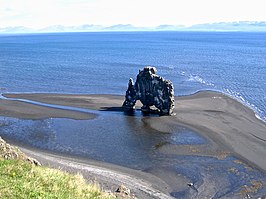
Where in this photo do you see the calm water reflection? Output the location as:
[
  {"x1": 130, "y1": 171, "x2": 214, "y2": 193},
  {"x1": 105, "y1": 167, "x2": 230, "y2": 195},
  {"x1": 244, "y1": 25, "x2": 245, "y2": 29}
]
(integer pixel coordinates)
[{"x1": 1, "y1": 111, "x2": 265, "y2": 197}]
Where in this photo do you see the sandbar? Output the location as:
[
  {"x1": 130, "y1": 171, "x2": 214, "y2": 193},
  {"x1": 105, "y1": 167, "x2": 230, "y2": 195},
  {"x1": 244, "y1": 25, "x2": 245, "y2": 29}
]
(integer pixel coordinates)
[
  {"x1": 3, "y1": 91, "x2": 266, "y2": 171},
  {"x1": 0, "y1": 97, "x2": 96, "y2": 120},
  {"x1": 1, "y1": 91, "x2": 266, "y2": 197}
]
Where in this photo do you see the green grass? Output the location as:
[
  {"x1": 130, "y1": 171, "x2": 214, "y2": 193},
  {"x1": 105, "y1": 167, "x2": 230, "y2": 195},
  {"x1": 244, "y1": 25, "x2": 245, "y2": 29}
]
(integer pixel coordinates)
[{"x1": 0, "y1": 158, "x2": 115, "y2": 199}]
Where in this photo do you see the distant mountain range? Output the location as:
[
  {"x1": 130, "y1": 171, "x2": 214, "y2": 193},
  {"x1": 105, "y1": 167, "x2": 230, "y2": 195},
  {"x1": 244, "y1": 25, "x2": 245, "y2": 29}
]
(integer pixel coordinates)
[{"x1": 1, "y1": 21, "x2": 266, "y2": 33}]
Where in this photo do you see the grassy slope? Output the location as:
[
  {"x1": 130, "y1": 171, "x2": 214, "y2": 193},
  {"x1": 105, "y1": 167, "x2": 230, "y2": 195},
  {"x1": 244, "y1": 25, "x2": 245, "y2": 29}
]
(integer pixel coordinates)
[
  {"x1": 0, "y1": 159, "x2": 114, "y2": 199},
  {"x1": 0, "y1": 137, "x2": 114, "y2": 199}
]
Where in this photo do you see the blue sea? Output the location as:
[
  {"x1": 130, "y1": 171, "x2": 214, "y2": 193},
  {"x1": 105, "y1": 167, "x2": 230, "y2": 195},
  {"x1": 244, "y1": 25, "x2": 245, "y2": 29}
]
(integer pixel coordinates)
[
  {"x1": 1, "y1": 32, "x2": 266, "y2": 197},
  {"x1": 0, "y1": 31, "x2": 266, "y2": 121}
]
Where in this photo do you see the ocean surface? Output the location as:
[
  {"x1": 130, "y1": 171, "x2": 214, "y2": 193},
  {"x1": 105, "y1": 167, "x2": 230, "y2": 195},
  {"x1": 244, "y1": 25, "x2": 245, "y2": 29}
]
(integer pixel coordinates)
[
  {"x1": 1, "y1": 32, "x2": 266, "y2": 197},
  {"x1": 0, "y1": 31, "x2": 266, "y2": 120}
]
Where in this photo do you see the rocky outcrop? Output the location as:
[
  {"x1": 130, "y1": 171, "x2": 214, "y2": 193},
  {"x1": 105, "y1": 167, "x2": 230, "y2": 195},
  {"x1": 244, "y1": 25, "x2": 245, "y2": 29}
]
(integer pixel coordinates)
[
  {"x1": 115, "y1": 185, "x2": 137, "y2": 199},
  {"x1": 0, "y1": 136, "x2": 41, "y2": 166},
  {"x1": 122, "y1": 66, "x2": 175, "y2": 115}
]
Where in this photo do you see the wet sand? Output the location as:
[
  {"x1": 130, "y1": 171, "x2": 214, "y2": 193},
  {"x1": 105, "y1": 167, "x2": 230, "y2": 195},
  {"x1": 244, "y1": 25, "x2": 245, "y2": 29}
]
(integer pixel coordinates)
[
  {"x1": 1, "y1": 91, "x2": 266, "y2": 198},
  {"x1": 17, "y1": 145, "x2": 172, "y2": 199},
  {"x1": 3, "y1": 91, "x2": 266, "y2": 171},
  {"x1": 0, "y1": 97, "x2": 96, "y2": 120}
]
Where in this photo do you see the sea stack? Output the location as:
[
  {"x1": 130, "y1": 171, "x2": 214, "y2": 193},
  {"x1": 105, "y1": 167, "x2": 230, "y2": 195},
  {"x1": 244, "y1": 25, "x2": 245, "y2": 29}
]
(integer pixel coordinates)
[{"x1": 122, "y1": 66, "x2": 175, "y2": 115}]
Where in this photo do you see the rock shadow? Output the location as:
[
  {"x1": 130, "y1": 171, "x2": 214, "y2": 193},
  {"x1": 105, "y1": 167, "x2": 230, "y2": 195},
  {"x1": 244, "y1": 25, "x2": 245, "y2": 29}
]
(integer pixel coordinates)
[{"x1": 100, "y1": 106, "x2": 160, "y2": 117}]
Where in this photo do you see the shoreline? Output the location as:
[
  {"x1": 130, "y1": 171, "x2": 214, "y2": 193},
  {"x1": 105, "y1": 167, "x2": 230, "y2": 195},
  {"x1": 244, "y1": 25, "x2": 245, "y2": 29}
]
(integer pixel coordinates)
[
  {"x1": 2, "y1": 89, "x2": 265, "y2": 123},
  {"x1": 186, "y1": 90, "x2": 266, "y2": 124},
  {"x1": 1, "y1": 136, "x2": 172, "y2": 199},
  {"x1": 1, "y1": 91, "x2": 266, "y2": 171},
  {"x1": 1, "y1": 90, "x2": 266, "y2": 197},
  {"x1": 176, "y1": 91, "x2": 266, "y2": 172},
  {"x1": 19, "y1": 144, "x2": 173, "y2": 199}
]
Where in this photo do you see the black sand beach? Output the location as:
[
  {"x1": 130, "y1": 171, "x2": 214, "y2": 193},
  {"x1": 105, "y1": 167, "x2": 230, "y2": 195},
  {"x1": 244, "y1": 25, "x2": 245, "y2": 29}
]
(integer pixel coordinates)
[{"x1": 1, "y1": 91, "x2": 266, "y2": 198}]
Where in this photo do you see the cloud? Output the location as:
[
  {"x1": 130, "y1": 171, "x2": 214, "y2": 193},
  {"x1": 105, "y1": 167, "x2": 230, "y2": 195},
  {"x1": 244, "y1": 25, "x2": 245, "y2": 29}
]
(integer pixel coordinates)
[{"x1": 2, "y1": 8, "x2": 13, "y2": 12}]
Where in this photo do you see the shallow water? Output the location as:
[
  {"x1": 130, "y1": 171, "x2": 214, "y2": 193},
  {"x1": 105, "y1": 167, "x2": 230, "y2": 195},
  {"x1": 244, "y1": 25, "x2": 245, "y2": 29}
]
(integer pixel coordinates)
[
  {"x1": 0, "y1": 32, "x2": 266, "y2": 122},
  {"x1": 171, "y1": 155, "x2": 266, "y2": 198},
  {"x1": 1, "y1": 107, "x2": 265, "y2": 198},
  {"x1": 0, "y1": 111, "x2": 206, "y2": 168}
]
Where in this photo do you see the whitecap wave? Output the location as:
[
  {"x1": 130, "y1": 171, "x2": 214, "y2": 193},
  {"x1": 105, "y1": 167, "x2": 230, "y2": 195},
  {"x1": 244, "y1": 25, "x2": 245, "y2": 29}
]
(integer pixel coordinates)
[
  {"x1": 223, "y1": 88, "x2": 266, "y2": 123},
  {"x1": 188, "y1": 74, "x2": 214, "y2": 86}
]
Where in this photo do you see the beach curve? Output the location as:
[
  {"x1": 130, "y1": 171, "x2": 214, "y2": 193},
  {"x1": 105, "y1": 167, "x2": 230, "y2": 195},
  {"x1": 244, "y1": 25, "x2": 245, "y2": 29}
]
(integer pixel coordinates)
[{"x1": 1, "y1": 91, "x2": 266, "y2": 197}]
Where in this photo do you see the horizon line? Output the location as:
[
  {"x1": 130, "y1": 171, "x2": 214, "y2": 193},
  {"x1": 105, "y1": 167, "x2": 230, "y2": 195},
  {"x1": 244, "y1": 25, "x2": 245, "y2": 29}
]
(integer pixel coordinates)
[{"x1": 1, "y1": 21, "x2": 266, "y2": 34}]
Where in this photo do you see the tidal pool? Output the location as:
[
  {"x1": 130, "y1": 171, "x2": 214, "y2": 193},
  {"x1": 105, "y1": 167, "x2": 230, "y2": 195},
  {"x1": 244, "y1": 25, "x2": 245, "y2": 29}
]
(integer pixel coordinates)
[{"x1": 0, "y1": 110, "x2": 265, "y2": 198}]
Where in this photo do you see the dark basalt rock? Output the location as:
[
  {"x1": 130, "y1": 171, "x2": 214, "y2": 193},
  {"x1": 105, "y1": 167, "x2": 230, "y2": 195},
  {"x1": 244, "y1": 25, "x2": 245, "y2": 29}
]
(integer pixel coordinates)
[{"x1": 122, "y1": 66, "x2": 175, "y2": 115}]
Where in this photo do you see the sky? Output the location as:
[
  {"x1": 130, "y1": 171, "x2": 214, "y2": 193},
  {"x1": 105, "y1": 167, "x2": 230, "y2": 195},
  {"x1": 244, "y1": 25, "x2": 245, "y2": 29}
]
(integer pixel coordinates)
[{"x1": 1, "y1": 0, "x2": 266, "y2": 29}]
